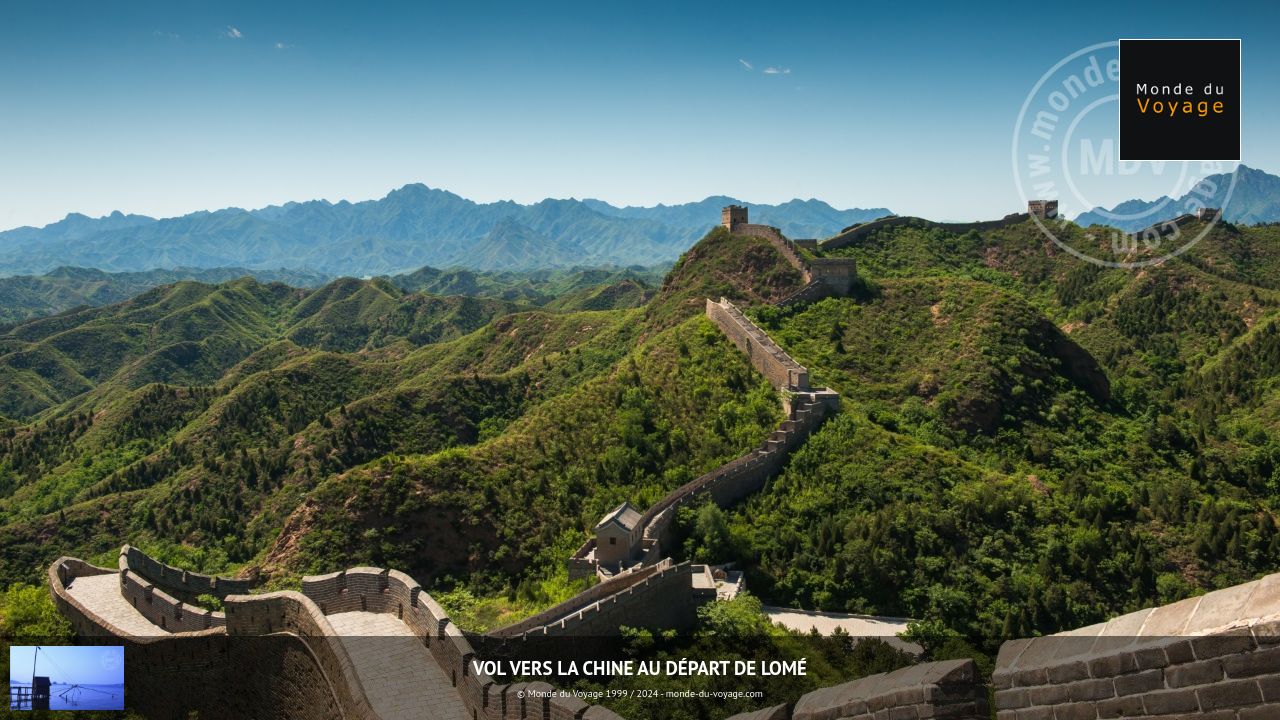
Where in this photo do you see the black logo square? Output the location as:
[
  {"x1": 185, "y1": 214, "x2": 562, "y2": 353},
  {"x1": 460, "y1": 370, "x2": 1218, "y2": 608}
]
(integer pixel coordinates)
[{"x1": 1119, "y1": 39, "x2": 1240, "y2": 161}]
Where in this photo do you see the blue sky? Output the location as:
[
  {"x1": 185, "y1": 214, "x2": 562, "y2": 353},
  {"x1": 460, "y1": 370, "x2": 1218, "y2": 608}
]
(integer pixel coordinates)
[
  {"x1": 9, "y1": 645, "x2": 124, "y2": 685},
  {"x1": 1, "y1": 0, "x2": 1277, "y2": 229}
]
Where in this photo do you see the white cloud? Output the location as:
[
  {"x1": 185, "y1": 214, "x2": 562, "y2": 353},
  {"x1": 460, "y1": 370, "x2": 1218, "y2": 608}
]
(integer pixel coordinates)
[
  {"x1": 274, "y1": 42, "x2": 293, "y2": 50},
  {"x1": 153, "y1": 30, "x2": 180, "y2": 40},
  {"x1": 763, "y1": 67, "x2": 791, "y2": 75},
  {"x1": 225, "y1": 26, "x2": 243, "y2": 39},
  {"x1": 738, "y1": 58, "x2": 753, "y2": 70}
]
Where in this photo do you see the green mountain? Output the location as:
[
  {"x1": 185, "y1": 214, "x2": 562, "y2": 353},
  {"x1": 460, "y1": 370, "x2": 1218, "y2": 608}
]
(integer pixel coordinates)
[
  {"x1": 0, "y1": 266, "x2": 332, "y2": 326},
  {"x1": 706, "y1": 218, "x2": 1280, "y2": 647},
  {"x1": 0, "y1": 217, "x2": 1277, "y2": 662},
  {"x1": 0, "y1": 263, "x2": 668, "y2": 328},
  {"x1": 0, "y1": 252, "x2": 785, "y2": 596}
]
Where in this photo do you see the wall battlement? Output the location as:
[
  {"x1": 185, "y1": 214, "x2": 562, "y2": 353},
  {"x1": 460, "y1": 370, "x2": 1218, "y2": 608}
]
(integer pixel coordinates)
[
  {"x1": 50, "y1": 548, "x2": 1280, "y2": 720},
  {"x1": 494, "y1": 561, "x2": 669, "y2": 637},
  {"x1": 993, "y1": 572, "x2": 1280, "y2": 719},
  {"x1": 707, "y1": 297, "x2": 810, "y2": 391},
  {"x1": 499, "y1": 561, "x2": 713, "y2": 638},
  {"x1": 723, "y1": 659, "x2": 989, "y2": 720},
  {"x1": 120, "y1": 544, "x2": 254, "y2": 602}
]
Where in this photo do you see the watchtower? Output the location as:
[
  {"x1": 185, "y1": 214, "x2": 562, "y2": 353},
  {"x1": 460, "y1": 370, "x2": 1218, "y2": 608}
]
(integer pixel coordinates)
[
  {"x1": 1198, "y1": 207, "x2": 1221, "y2": 221},
  {"x1": 594, "y1": 502, "x2": 643, "y2": 565},
  {"x1": 1027, "y1": 200, "x2": 1059, "y2": 219},
  {"x1": 722, "y1": 204, "x2": 748, "y2": 231}
]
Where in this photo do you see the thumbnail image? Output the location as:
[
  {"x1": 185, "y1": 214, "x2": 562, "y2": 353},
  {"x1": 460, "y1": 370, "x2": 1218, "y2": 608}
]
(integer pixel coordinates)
[{"x1": 8, "y1": 645, "x2": 124, "y2": 711}]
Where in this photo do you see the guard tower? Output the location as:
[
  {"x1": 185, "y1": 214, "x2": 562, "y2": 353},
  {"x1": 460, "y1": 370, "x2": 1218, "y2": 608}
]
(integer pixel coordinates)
[
  {"x1": 594, "y1": 502, "x2": 643, "y2": 565},
  {"x1": 722, "y1": 204, "x2": 748, "y2": 231},
  {"x1": 1028, "y1": 200, "x2": 1059, "y2": 219},
  {"x1": 1198, "y1": 207, "x2": 1221, "y2": 221}
]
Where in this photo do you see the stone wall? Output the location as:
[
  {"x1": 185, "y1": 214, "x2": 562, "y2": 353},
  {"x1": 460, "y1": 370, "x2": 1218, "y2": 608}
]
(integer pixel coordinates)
[
  {"x1": 295, "y1": 565, "x2": 641, "y2": 719},
  {"x1": 775, "y1": 280, "x2": 833, "y2": 308},
  {"x1": 707, "y1": 297, "x2": 810, "y2": 391},
  {"x1": 807, "y1": 258, "x2": 858, "y2": 296},
  {"x1": 49, "y1": 557, "x2": 139, "y2": 640},
  {"x1": 994, "y1": 571, "x2": 1280, "y2": 719},
  {"x1": 730, "y1": 222, "x2": 859, "y2": 301},
  {"x1": 119, "y1": 563, "x2": 225, "y2": 632},
  {"x1": 124, "y1": 632, "x2": 348, "y2": 720},
  {"x1": 120, "y1": 543, "x2": 254, "y2": 601},
  {"x1": 721, "y1": 660, "x2": 988, "y2": 720},
  {"x1": 1131, "y1": 213, "x2": 1196, "y2": 242},
  {"x1": 566, "y1": 299, "x2": 837, "y2": 581},
  {"x1": 48, "y1": 555, "x2": 359, "y2": 720},
  {"x1": 299, "y1": 566, "x2": 494, "y2": 717},
  {"x1": 509, "y1": 562, "x2": 714, "y2": 637},
  {"x1": 54, "y1": 545, "x2": 1280, "y2": 720},
  {"x1": 821, "y1": 213, "x2": 1030, "y2": 250},
  {"x1": 635, "y1": 396, "x2": 827, "y2": 555},
  {"x1": 494, "y1": 562, "x2": 668, "y2": 637},
  {"x1": 225, "y1": 590, "x2": 381, "y2": 720}
]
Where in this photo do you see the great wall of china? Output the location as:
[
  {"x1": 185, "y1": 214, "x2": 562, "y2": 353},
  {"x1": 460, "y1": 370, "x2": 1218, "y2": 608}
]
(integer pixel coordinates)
[
  {"x1": 49, "y1": 542, "x2": 1280, "y2": 720},
  {"x1": 818, "y1": 212, "x2": 1033, "y2": 251},
  {"x1": 45, "y1": 206, "x2": 1279, "y2": 719}
]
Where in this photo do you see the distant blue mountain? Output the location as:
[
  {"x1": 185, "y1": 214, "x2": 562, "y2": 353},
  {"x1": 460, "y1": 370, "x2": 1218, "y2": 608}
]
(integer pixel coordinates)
[
  {"x1": 1075, "y1": 165, "x2": 1280, "y2": 231},
  {"x1": 0, "y1": 188, "x2": 890, "y2": 276}
]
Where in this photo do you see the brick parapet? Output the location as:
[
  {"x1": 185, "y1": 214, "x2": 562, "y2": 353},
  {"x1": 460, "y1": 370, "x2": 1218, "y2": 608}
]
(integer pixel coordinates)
[
  {"x1": 1131, "y1": 212, "x2": 1197, "y2": 242},
  {"x1": 224, "y1": 589, "x2": 380, "y2": 720},
  {"x1": 513, "y1": 561, "x2": 709, "y2": 638},
  {"x1": 775, "y1": 280, "x2": 834, "y2": 308},
  {"x1": 707, "y1": 297, "x2": 810, "y2": 391},
  {"x1": 119, "y1": 543, "x2": 254, "y2": 600},
  {"x1": 493, "y1": 562, "x2": 668, "y2": 637},
  {"x1": 993, "y1": 572, "x2": 1280, "y2": 719},
  {"x1": 119, "y1": 564, "x2": 226, "y2": 633},
  {"x1": 789, "y1": 659, "x2": 988, "y2": 720}
]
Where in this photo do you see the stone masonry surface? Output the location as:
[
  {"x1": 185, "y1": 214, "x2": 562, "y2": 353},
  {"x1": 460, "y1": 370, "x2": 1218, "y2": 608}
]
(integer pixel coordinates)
[
  {"x1": 63, "y1": 572, "x2": 170, "y2": 637},
  {"x1": 120, "y1": 542, "x2": 253, "y2": 601},
  {"x1": 51, "y1": 510, "x2": 1280, "y2": 719},
  {"x1": 994, "y1": 571, "x2": 1280, "y2": 719},
  {"x1": 326, "y1": 611, "x2": 469, "y2": 720}
]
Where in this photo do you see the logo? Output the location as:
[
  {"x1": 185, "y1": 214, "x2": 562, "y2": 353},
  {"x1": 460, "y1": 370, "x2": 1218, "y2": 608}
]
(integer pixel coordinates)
[{"x1": 1012, "y1": 41, "x2": 1238, "y2": 268}]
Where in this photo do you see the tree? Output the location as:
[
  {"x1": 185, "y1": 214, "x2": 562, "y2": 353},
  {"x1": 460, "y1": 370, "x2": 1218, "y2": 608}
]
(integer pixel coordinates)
[{"x1": 0, "y1": 583, "x2": 73, "y2": 641}]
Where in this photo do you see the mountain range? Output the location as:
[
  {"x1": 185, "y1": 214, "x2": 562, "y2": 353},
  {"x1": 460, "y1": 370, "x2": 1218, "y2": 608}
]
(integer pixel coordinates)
[
  {"x1": 0, "y1": 189, "x2": 889, "y2": 277},
  {"x1": 1075, "y1": 164, "x2": 1280, "y2": 230},
  {"x1": 0, "y1": 263, "x2": 667, "y2": 326}
]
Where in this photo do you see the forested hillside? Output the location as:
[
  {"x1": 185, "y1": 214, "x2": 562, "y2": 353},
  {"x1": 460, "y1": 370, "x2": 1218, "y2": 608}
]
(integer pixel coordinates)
[
  {"x1": 0, "y1": 229, "x2": 800, "y2": 613},
  {"x1": 1, "y1": 219, "x2": 1277, "y2": 657},
  {"x1": 681, "y1": 219, "x2": 1280, "y2": 651}
]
